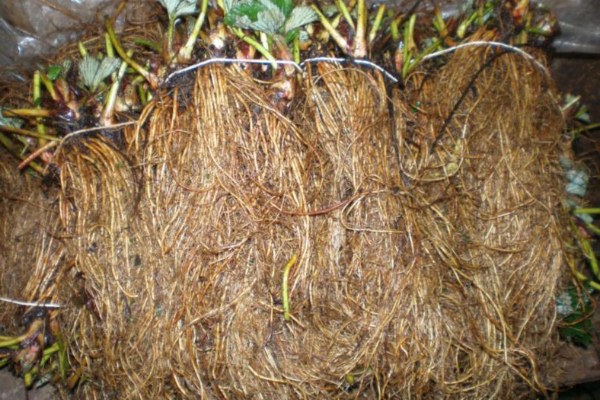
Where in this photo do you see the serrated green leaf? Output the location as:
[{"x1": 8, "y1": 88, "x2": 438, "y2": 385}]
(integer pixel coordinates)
[
  {"x1": 157, "y1": 0, "x2": 197, "y2": 20},
  {"x1": 284, "y1": 6, "x2": 317, "y2": 32},
  {"x1": 269, "y1": 0, "x2": 293, "y2": 17},
  {"x1": 224, "y1": 0, "x2": 266, "y2": 26},
  {"x1": 252, "y1": 8, "x2": 286, "y2": 34},
  {"x1": 78, "y1": 55, "x2": 120, "y2": 92}
]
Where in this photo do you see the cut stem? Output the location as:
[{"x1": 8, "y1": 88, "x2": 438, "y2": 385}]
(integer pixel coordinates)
[{"x1": 0, "y1": 333, "x2": 27, "y2": 348}]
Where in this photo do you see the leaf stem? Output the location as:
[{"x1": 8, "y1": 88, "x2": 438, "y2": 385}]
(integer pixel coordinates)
[
  {"x1": 575, "y1": 208, "x2": 600, "y2": 214},
  {"x1": 33, "y1": 71, "x2": 47, "y2": 146},
  {"x1": 39, "y1": 73, "x2": 57, "y2": 101},
  {"x1": 167, "y1": 17, "x2": 175, "y2": 59},
  {"x1": 353, "y1": 0, "x2": 367, "y2": 57},
  {"x1": 105, "y1": 33, "x2": 115, "y2": 58},
  {"x1": 101, "y1": 54, "x2": 130, "y2": 126},
  {"x1": 231, "y1": 28, "x2": 277, "y2": 66},
  {"x1": 368, "y1": 4, "x2": 386, "y2": 44},
  {"x1": 2, "y1": 108, "x2": 52, "y2": 118},
  {"x1": 134, "y1": 38, "x2": 162, "y2": 53},
  {"x1": 0, "y1": 124, "x2": 59, "y2": 141},
  {"x1": 179, "y1": 0, "x2": 209, "y2": 61},
  {"x1": 105, "y1": 18, "x2": 159, "y2": 89},
  {"x1": 336, "y1": 0, "x2": 355, "y2": 30},
  {"x1": 312, "y1": 5, "x2": 350, "y2": 54},
  {"x1": 570, "y1": 123, "x2": 600, "y2": 136},
  {"x1": 401, "y1": 14, "x2": 417, "y2": 78},
  {"x1": 293, "y1": 35, "x2": 300, "y2": 64}
]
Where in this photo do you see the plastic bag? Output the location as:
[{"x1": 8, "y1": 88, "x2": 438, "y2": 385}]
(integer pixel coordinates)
[
  {"x1": 437, "y1": 0, "x2": 600, "y2": 54},
  {"x1": 0, "y1": 0, "x2": 118, "y2": 68},
  {"x1": 539, "y1": 0, "x2": 600, "y2": 54}
]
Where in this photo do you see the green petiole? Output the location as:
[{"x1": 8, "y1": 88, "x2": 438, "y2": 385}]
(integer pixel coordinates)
[
  {"x1": 105, "y1": 18, "x2": 159, "y2": 89},
  {"x1": 179, "y1": 0, "x2": 209, "y2": 61}
]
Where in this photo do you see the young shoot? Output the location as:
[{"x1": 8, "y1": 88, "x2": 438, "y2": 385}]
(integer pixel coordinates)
[
  {"x1": 312, "y1": 0, "x2": 369, "y2": 58},
  {"x1": 178, "y1": 0, "x2": 209, "y2": 62},
  {"x1": 224, "y1": 0, "x2": 317, "y2": 61},
  {"x1": 78, "y1": 55, "x2": 120, "y2": 93},
  {"x1": 157, "y1": 0, "x2": 198, "y2": 59}
]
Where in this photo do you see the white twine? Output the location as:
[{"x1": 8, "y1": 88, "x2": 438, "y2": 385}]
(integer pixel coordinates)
[
  {"x1": 0, "y1": 296, "x2": 62, "y2": 308},
  {"x1": 164, "y1": 41, "x2": 549, "y2": 86},
  {"x1": 421, "y1": 40, "x2": 551, "y2": 78},
  {"x1": 164, "y1": 56, "x2": 400, "y2": 85}
]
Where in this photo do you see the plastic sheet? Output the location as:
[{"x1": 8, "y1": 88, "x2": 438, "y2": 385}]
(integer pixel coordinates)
[
  {"x1": 383, "y1": 0, "x2": 600, "y2": 54},
  {"x1": 0, "y1": 0, "x2": 118, "y2": 68},
  {"x1": 539, "y1": 0, "x2": 600, "y2": 54}
]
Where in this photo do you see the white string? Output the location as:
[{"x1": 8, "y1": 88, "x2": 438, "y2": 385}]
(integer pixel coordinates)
[
  {"x1": 164, "y1": 56, "x2": 400, "y2": 85},
  {"x1": 164, "y1": 58, "x2": 302, "y2": 85},
  {"x1": 0, "y1": 296, "x2": 62, "y2": 308},
  {"x1": 300, "y1": 57, "x2": 400, "y2": 83},
  {"x1": 422, "y1": 41, "x2": 550, "y2": 78},
  {"x1": 164, "y1": 42, "x2": 549, "y2": 87}
]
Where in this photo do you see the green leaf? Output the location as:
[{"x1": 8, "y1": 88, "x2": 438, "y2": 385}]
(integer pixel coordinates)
[
  {"x1": 284, "y1": 29, "x2": 298, "y2": 44},
  {"x1": 270, "y1": 0, "x2": 293, "y2": 18},
  {"x1": 558, "y1": 285, "x2": 595, "y2": 348},
  {"x1": 225, "y1": 0, "x2": 313, "y2": 35},
  {"x1": 575, "y1": 105, "x2": 591, "y2": 124},
  {"x1": 284, "y1": 6, "x2": 317, "y2": 33},
  {"x1": 253, "y1": 8, "x2": 286, "y2": 34},
  {"x1": 560, "y1": 320, "x2": 593, "y2": 348},
  {"x1": 78, "y1": 55, "x2": 120, "y2": 92},
  {"x1": 224, "y1": 0, "x2": 266, "y2": 26},
  {"x1": 157, "y1": 0, "x2": 197, "y2": 20},
  {"x1": 46, "y1": 65, "x2": 62, "y2": 81},
  {"x1": 565, "y1": 169, "x2": 589, "y2": 197}
]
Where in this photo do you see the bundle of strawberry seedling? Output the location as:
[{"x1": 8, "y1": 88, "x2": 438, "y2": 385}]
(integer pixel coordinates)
[{"x1": 0, "y1": 0, "x2": 577, "y2": 398}]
